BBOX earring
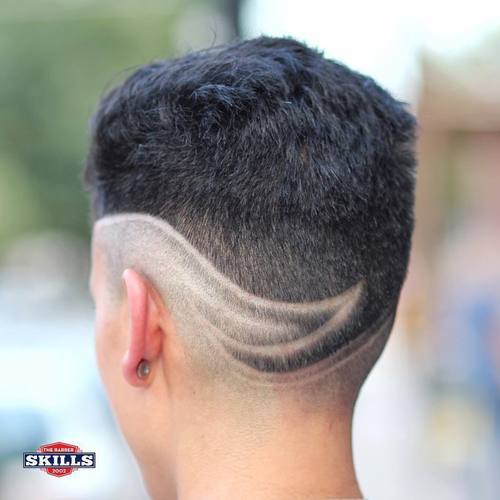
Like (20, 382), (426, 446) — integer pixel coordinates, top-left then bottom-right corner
(136, 359), (150, 379)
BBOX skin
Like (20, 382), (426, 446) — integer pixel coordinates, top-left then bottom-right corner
(90, 215), (392, 499)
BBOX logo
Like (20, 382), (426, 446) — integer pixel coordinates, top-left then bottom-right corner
(23, 442), (96, 478)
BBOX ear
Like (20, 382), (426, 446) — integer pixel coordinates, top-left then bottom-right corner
(121, 268), (163, 387)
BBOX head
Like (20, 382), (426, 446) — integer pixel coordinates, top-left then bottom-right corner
(85, 36), (417, 496)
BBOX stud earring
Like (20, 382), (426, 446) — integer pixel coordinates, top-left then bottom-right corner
(136, 359), (150, 379)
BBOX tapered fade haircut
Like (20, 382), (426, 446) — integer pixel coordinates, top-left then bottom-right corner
(85, 36), (417, 375)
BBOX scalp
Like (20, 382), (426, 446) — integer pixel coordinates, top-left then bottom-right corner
(86, 37), (416, 398)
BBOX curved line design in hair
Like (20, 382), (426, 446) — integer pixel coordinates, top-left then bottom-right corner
(94, 214), (389, 374)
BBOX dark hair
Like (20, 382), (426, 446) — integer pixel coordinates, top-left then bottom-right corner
(85, 36), (417, 367)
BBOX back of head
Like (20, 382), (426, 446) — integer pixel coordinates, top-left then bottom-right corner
(86, 36), (417, 403)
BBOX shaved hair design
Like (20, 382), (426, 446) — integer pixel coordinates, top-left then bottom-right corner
(94, 214), (395, 384)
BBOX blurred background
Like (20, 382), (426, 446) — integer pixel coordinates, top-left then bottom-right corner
(0, 0), (499, 498)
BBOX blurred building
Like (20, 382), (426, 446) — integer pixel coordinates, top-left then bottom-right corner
(409, 35), (500, 499)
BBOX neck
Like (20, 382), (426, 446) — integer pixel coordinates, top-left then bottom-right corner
(169, 401), (362, 500)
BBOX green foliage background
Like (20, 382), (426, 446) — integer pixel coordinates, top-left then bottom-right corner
(0, 1), (198, 246)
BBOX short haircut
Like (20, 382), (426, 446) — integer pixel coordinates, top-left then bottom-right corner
(85, 36), (417, 378)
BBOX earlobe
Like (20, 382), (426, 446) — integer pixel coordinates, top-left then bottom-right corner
(121, 268), (162, 387)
